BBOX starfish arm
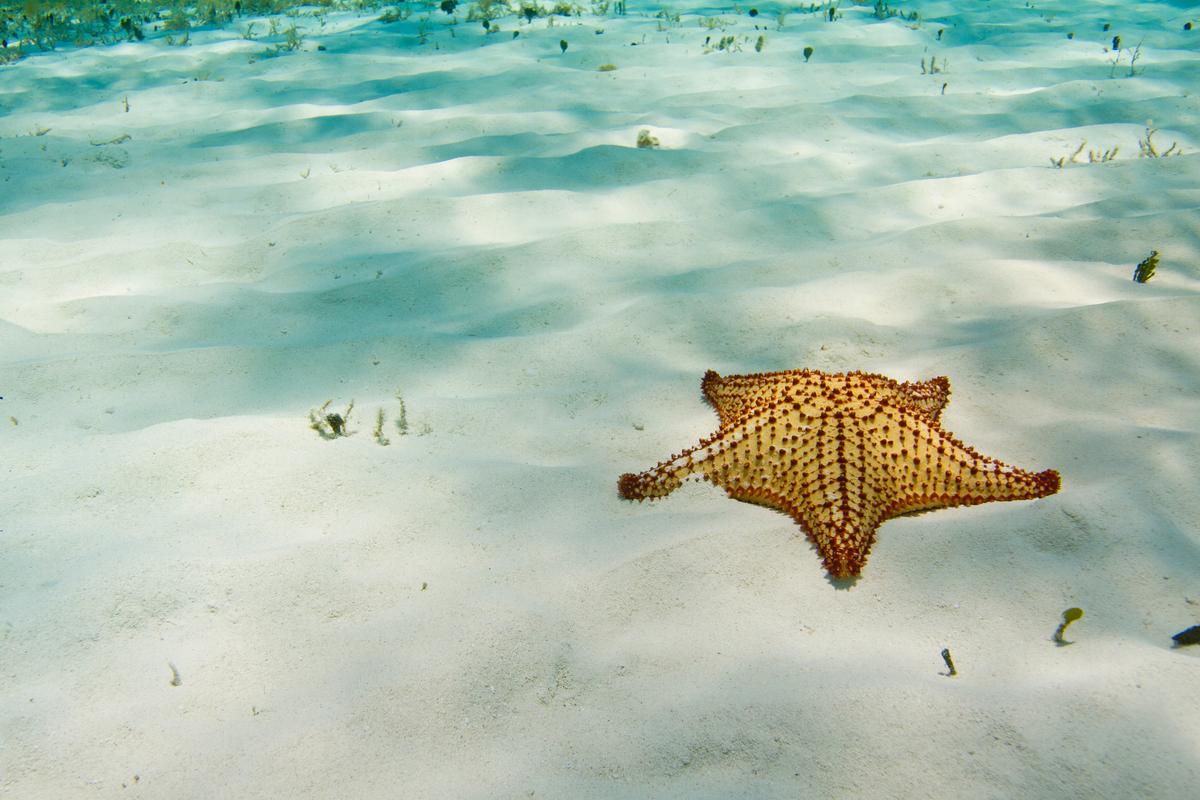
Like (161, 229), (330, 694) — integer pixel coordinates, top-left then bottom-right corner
(617, 431), (740, 501)
(704, 370), (952, 432)
(702, 369), (800, 431)
(873, 420), (1061, 517)
(886, 463), (1061, 516)
(716, 479), (885, 580)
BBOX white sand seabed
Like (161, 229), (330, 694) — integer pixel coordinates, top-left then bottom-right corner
(2, 0), (1199, 796)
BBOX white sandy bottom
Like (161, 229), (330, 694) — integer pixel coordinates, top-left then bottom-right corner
(3, 1), (1200, 796)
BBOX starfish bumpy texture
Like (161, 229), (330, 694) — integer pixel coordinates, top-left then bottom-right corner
(618, 369), (1061, 579)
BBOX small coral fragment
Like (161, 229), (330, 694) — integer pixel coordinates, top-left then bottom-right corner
(1054, 607), (1083, 645)
(310, 399), (354, 439)
(1133, 250), (1159, 283)
(1172, 625), (1200, 647)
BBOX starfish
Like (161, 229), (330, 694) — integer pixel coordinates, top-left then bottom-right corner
(618, 369), (1061, 579)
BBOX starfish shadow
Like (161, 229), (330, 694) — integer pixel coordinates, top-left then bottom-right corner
(825, 575), (860, 591)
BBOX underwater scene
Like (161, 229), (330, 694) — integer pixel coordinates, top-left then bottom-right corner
(2, 0), (1199, 796)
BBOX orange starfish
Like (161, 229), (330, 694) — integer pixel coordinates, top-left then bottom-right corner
(618, 369), (1061, 579)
